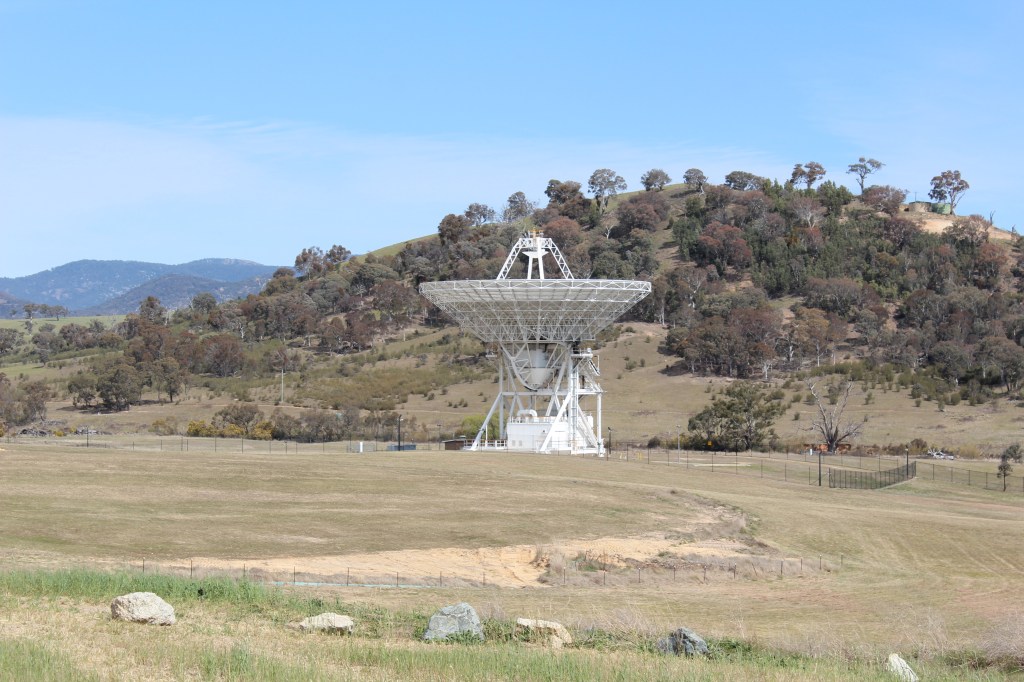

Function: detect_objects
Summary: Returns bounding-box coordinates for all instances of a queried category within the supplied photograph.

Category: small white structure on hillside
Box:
[419,232,650,455]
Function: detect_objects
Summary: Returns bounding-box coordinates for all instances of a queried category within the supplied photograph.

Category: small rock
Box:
[516,618,572,648]
[656,627,709,657]
[297,612,354,634]
[886,653,919,682]
[110,592,175,626]
[423,602,484,642]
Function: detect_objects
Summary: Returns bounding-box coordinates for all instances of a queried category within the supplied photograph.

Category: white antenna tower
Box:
[420,231,650,455]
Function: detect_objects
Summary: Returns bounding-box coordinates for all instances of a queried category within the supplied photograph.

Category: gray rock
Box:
[656,627,709,657]
[886,653,919,682]
[297,612,354,634]
[516,618,572,648]
[110,592,175,626]
[423,602,484,642]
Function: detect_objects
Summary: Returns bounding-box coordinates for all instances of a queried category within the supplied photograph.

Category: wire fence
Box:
[828,462,916,490]
[604,443,1024,494]
[2,433,406,455]
[0,550,852,591]
[915,459,1024,493]
[4,433,1020,494]
[600,445,904,488]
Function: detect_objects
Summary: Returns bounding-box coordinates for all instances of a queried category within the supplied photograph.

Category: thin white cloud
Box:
[0,116,265,219]
[0,115,792,277]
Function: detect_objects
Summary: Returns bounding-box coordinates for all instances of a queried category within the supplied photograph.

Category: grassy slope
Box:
[401,323,1024,453]
[10,318,1024,453]
[0,315,122,332]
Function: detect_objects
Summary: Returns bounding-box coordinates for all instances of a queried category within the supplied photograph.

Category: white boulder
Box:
[886,653,919,682]
[516,618,572,648]
[297,612,355,634]
[110,592,175,626]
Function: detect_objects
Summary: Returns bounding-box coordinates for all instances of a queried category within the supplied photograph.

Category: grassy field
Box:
[0,314,122,332]
[0,441,1021,679]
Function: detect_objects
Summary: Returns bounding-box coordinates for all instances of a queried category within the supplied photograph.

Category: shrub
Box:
[220,423,245,438]
[250,421,274,441]
[186,420,218,437]
[149,417,179,436]
[955,444,983,459]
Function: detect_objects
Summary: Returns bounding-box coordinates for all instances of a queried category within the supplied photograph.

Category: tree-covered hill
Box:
[4,161,1023,451]
[0,258,282,313]
[78,274,273,316]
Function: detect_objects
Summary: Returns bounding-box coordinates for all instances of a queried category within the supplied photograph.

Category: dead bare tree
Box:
[806,380,863,453]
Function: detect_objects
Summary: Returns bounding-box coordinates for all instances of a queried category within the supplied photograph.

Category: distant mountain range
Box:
[0,259,285,316]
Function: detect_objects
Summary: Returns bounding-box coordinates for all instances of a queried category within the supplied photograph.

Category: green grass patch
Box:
[0,638,100,682]
[0,568,290,608]
[0,568,1017,680]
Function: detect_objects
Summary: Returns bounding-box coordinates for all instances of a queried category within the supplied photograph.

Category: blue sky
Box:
[1,1,1021,277]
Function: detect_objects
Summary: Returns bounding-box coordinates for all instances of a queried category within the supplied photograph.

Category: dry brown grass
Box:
[1,440,1022,666]
[399,323,1024,453]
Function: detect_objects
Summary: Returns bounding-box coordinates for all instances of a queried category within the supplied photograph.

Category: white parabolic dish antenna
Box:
[420,231,650,455]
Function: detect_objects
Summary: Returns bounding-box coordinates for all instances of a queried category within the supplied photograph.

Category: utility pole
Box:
[397,415,403,451]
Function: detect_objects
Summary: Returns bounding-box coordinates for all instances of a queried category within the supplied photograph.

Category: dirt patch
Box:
[174,505,751,589]
[181,532,759,588]
[911,212,1014,240]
